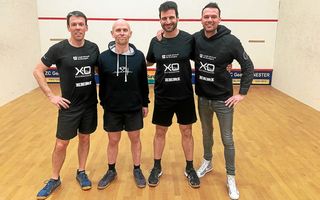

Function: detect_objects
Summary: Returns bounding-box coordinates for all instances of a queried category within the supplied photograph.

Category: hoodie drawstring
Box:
[116,54,119,77]
[125,55,128,82]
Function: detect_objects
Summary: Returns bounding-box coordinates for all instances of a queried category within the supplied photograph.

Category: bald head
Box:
[111,19,132,46]
[112,19,131,32]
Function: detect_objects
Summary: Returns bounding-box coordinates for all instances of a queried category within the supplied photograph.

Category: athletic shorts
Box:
[56,105,97,140]
[103,109,143,132]
[152,97,197,127]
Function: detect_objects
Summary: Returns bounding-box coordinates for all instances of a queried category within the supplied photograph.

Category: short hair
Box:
[202,2,221,17]
[159,1,179,18]
[66,11,87,26]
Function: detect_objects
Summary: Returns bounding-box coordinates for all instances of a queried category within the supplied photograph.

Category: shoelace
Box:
[199,161,209,173]
[43,179,56,191]
[135,169,144,179]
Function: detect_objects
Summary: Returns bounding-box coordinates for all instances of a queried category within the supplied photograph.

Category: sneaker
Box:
[197,159,213,178]
[36,177,61,199]
[133,168,146,188]
[97,170,117,190]
[184,168,200,188]
[148,168,162,187]
[76,170,92,190]
[227,175,239,200]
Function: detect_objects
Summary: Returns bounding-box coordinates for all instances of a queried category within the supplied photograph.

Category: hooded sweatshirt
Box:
[193,25,254,101]
[98,41,149,112]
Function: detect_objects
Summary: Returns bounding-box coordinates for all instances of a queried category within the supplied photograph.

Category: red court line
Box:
[38,17,278,22]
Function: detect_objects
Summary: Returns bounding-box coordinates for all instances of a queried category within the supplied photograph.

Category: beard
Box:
[161,22,178,32]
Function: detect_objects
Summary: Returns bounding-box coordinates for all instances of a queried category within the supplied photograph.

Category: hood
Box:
[201,25,231,41]
[107,41,137,82]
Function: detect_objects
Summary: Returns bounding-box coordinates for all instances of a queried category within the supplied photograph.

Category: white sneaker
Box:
[227,175,239,200]
[196,159,213,178]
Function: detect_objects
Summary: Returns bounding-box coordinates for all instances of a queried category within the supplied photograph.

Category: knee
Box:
[78,134,90,145]
[109,136,120,146]
[55,140,69,152]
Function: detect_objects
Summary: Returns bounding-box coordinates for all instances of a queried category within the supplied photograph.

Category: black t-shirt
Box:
[41,39,100,108]
[146,30,194,100]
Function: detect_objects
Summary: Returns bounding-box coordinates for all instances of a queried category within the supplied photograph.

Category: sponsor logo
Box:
[161,54,179,59]
[76,81,92,87]
[199,54,216,61]
[73,55,90,61]
[199,75,214,82]
[75,66,91,78]
[199,62,215,74]
[164,63,179,73]
[165,77,180,82]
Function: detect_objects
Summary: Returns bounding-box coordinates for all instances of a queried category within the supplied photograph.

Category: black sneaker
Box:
[184,168,200,188]
[148,168,162,187]
[97,170,117,190]
[133,168,146,188]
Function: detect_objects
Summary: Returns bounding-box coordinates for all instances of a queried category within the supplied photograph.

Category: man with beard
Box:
[194,3,254,200]
[97,19,149,189]
[34,11,99,199]
[146,1,200,188]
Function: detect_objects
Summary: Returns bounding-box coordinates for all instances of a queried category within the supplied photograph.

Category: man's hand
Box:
[156,29,164,41]
[225,94,245,108]
[142,107,148,118]
[49,95,71,109]
[226,63,232,72]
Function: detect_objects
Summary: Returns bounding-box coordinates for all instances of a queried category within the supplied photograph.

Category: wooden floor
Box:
[0,85,319,200]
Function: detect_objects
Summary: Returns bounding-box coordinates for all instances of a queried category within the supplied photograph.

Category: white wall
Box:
[0,0,41,106]
[37,0,279,69]
[273,0,320,111]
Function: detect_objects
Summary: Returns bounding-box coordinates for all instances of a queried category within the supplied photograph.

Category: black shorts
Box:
[56,105,97,140]
[103,109,143,132]
[152,97,197,127]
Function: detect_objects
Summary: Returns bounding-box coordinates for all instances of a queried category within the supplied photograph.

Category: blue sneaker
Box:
[76,170,92,190]
[36,177,61,199]
[97,170,117,190]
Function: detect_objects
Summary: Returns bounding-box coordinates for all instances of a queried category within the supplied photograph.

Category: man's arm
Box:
[33,61,70,109]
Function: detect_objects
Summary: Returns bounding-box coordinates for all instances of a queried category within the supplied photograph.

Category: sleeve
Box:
[140,52,150,107]
[146,38,156,63]
[190,35,196,61]
[231,37,254,95]
[97,55,106,107]
[41,45,58,67]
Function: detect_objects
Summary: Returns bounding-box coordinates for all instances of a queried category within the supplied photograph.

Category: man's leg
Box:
[78,133,90,171]
[52,138,69,179]
[179,124,193,161]
[128,130,146,188]
[154,125,168,160]
[107,132,121,165]
[127,130,141,165]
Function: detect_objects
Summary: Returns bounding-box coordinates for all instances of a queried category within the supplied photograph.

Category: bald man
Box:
[97,19,150,189]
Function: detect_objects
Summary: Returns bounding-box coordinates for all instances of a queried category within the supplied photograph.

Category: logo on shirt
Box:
[75,66,91,78]
[161,54,179,59]
[199,54,216,61]
[73,55,90,61]
[199,62,215,74]
[164,63,179,74]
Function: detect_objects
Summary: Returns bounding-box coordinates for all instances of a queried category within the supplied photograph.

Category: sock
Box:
[186,160,194,171]
[134,165,140,169]
[77,169,85,174]
[108,163,116,171]
[154,159,161,169]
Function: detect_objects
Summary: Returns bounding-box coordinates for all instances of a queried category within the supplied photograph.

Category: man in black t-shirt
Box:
[33,11,99,199]
[146,1,200,188]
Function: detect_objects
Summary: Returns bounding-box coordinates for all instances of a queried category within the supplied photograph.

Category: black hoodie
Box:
[193,25,254,101]
[98,41,149,112]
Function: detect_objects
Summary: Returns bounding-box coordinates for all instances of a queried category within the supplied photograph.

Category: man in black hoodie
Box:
[97,19,150,189]
[194,3,254,200]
